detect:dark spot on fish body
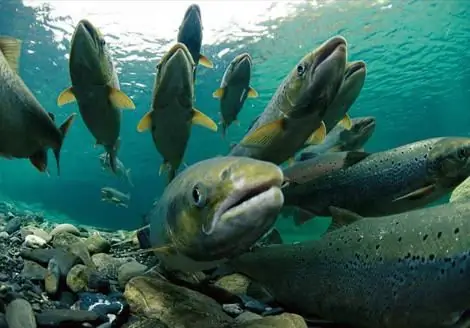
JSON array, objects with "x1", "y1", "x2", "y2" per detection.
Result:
[
  {"x1": 437, "y1": 231, "x2": 442, "y2": 238},
  {"x1": 423, "y1": 234, "x2": 428, "y2": 241}
]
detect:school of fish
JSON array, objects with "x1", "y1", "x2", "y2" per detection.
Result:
[{"x1": 1, "y1": 3, "x2": 470, "y2": 328}]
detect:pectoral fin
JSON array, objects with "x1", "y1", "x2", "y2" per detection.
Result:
[
  {"x1": 192, "y1": 108, "x2": 218, "y2": 132},
  {"x1": 393, "y1": 184, "x2": 436, "y2": 202},
  {"x1": 213, "y1": 87, "x2": 224, "y2": 98},
  {"x1": 0, "y1": 36, "x2": 21, "y2": 72},
  {"x1": 247, "y1": 86, "x2": 259, "y2": 98},
  {"x1": 57, "y1": 87, "x2": 76, "y2": 106},
  {"x1": 293, "y1": 208, "x2": 316, "y2": 226},
  {"x1": 305, "y1": 121, "x2": 327, "y2": 145},
  {"x1": 137, "y1": 111, "x2": 152, "y2": 132},
  {"x1": 29, "y1": 150, "x2": 48, "y2": 173},
  {"x1": 240, "y1": 118, "x2": 286, "y2": 148},
  {"x1": 338, "y1": 114, "x2": 352, "y2": 130},
  {"x1": 199, "y1": 54, "x2": 213, "y2": 68},
  {"x1": 326, "y1": 206, "x2": 364, "y2": 233},
  {"x1": 109, "y1": 87, "x2": 136, "y2": 110}
]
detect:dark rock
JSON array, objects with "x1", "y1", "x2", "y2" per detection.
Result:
[
  {"x1": 20, "y1": 249, "x2": 61, "y2": 266},
  {"x1": 58, "y1": 291, "x2": 77, "y2": 308},
  {"x1": 51, "y1": 232, "x2": 81, "y2": 249},
  {"x1": 123, "y1": 317, "x2": 170, "y2": 328},
  {"x1": 5, "y1": 217, "x2": 22, "y2": 234},
  {"x1": 77, "y1": 292, "x2": 129, "y2": 326},
  {"x1": 5, "y1": 298, "x2": 36, "y2": 328},
  {"x1": 20, "y1": 260, "x2": 47, "y2": 281},
  {"x1": 35, "y1": 309, "x2": 106, "y2": 327},
  {"x1": 53, "y1": 249, "x2": 80, "y2": 277},
  {"x1": 117, "y1": 261, "x2": 147, "y2": 288},
  {"x1": 87, "y1": 271, "x2": 110, "y2": 293},
  {"x1": 0, "y1": 313, "x2": 7, "y2": 328},
  {"x1": 0, "y1": 273, "x2": 9, "y2": 282}
]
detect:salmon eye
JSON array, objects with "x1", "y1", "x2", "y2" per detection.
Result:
[
  {"x1": 192, "y1": 185, "x2": 206, "y2": 208},
  {"x1": 297, "y1": 63, "x2": 306, "y2": 76}
]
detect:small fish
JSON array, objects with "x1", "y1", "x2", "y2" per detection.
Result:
[
  {"x1": 0, "y1": 36, "x2": 76, "y2": 174},
  {"x1": 284, "y1": 137, "x2": 470, "y2": 225},
  {"x1": 213, "y1": 53, "x2": 258, "y2": 137},
  {"x1": 136, "y1": 42, "x2": 217, "y2": 183},
  {"x1": 100, "y1": 186, "x2": 130, "y2": 208},
  {"x1": 98, "y1": 152, "x2": 134, "y2": 187},
  {"x1": 123, "y1": 156, "x2": 284, "y2": 273},
  {"x1": 230, "y1": 36, "x2": 348, "y2": 165},
  {"x1": 320, "y1": 60, "x2": 367, "y2": 133},
  {"x1": 57, "y1": 19, "x2": 135, "y2": 174},
  {"x1": 177, "y1": 3, "x2": 213, "y2": 81},
  {"x1": 230, "y1": 202, "x2": 470, "y2": 328},
  {"x1": 297, "y1": 116, "x2": 376, "y2": 159}
]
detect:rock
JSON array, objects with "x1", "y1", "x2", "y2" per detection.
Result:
[
  {"x1": 85, "y1": 233, "x2": 111, "y2": 254},
  {"x1": 53, "y1": 249, "x2": 81, "y2": 277},
  {"x1": 20, "y1": 248, "x2": 61, "y2": 265},
  {"x1": 235, "y1": 311, "x2": 263, "y2": 323},
  {"x1": 5, "y1": 217, "x2": 21, "y2": 234},
  {"x1": 66, "y1": 264, "x2": 91, "y2": 293},
  {"x1": 51, "y1": 232, "x2": 82, "y2": 249},
  {"x1": 214, "y1": 274, "x2": 251, "y2": 295},
  {"x1": 123, "y1": 317, "x2": 169, "y2": 328},
  {"x1": 45, "y1": 258, "x2": 60, "y2": 296},
  {"x1": 67, "y1": 241, "x2": 95, "y2": 269},
  {"x1": 124, "y1": 276, "x2": 233, "y2": 328},
  {"x1": 118, "y1": 261, "x2": 147, "y2": 288},
  {"x1": 76, "y1": 292, "x2": 129, "y2": 326},
  {"x1": 20, "y1": 226, "x2": 51, "y2": 243},
  {"x1": 23, "y1": 235, "x2": 47, "y2": 248},
  {"x1": 0, "y1": 231, "x2": 8, "y2": 239},
  {"x1": 20, "y1": 260, "x2": 47, "y2": 281},
  {"x1": 223, "y1": 303, "x2": 244, "y2": 316},
  {"x1": 0, "y1": 273, "x2": 8, "y2": 282},
  {"x1": 5, "y1": 298, "x2": 37, "y2": 328},
  {"x1": 50, "y1": 224, "x2": 81, "y2": 237},
  {"x1": 35, "y1": 309, "x2": 106, "y2": 327},
  {"x1": 58, "y1": 291, "x2": 77, "y2": 308},
  {"x1": 87, "y1": 271, "x2": 110, "y2": 293},
  {"x1": 233, "y1": 313, "x2": 308, "y2": 328},
  {"x1": 92, "y1": 253, "x2": 130, "y2": 279}
]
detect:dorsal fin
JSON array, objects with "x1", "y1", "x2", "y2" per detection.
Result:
[
  {"x1": 0, "y1": 37, "x2": 22, "y2": 73},
  {"x1": 325, "y1": 206, "x2": 364, "y2": 234}
]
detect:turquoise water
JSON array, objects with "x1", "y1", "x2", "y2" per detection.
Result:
[{"x1": 0, "y1": 0, "x2": 468, "y2": 235}]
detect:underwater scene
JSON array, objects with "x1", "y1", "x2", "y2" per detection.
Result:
[{"x1": 0, "y1": 0, "x2": 469, "y2": 327}]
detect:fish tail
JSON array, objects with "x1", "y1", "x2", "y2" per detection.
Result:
[{"x1": 53, "y1": 113, "x2": 77, "y2": 176}]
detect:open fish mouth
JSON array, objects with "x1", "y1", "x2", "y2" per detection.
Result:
[
  {"x1": 344, "y1": 61, "x2": 366, "y2": 80},
  {"x1": 361, "y1": 118, "x2": 376, "y2": 131},
  {"x1": 204, "y1": 179, "x2": 283, "y2": 235},
  {"x1": 315, "y1": 36, "x2": 347, "y2": 70}
]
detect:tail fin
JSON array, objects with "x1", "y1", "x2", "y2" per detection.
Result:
[{"x1": 53, "y1": 113, "x2": 77, "y2": 176}]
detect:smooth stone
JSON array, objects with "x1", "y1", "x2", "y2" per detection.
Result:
[
  {"x1": 23, "y1": 235, "x2": 47, "y2": 248},
  {"x1": 67, "y1": 241, "x2": 95, "y2": 269},
  {"x1": 214, "y1": 274, "x2": 251, "y2": 295},
  {"x1": 124, "y1": 276, "x2": 233, "y2": 328},
  {"x1": 66, "y1": 264, "x2": 91, "y2": 293},
  {"x1": 87, "y1": 271, "x2": 110, "y2": 293},
  {"x1": 5, "y1": 298, "x2": 37, "y2": 328},
  {"x1": 35, "y1": 309, "x2": 105, "y2": 327},
  {"x1": 232, "y1": 313, "x2": 308, "y2": 328},
  {"x1": 50, "y1": 224, "x2": 81, "y2": 237},
  {"x1": 123, "y1": 317, "x2": 169, "y2": 328},
  {"x1": 0, "y1": 231, "x2": 8, "y2": 239},
  {"x1": 20, "y1": 226, "x2": 51, "y2": 243},
  {"x1": 53, "y1": 249, "x2": 81, "y2": 277},
  {"x1": 92, "y1": 253, "x2": 130, "y2": 279},
  {"x1": 51, "y1": 232, "x2": 82, "y2": 249},
  {"x1": 0, "y1": 273, "x2": 9, "y2": 281},
  {"x1": 85, "y1": 233, "x2": 111, "y2": 255},
  {"x1": 5, "y1": 217, "x2": 21, "y2": 234},
  {"x1": 118, "y1": 261, "x2": 147, "y2": 288},
  {"x1": 21, "y1": 260, "x2": 47, "y2": 281},
  {"x1": 58, "y1": 291, "x2": 77, "y2": 308},
  {"x1": 20, "y1": 248, "x2": 62, "y2": 265},
  {"x1": 45, "y1": 258, "x2": 60, "y2": 296}
]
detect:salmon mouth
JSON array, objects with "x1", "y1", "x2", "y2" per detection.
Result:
[
  {"x1": 315, "y1": 36, "x2": 347, "y2": 70},
  {"x1": 344, "y1": 61, "x2": 366, "y2": 80}
]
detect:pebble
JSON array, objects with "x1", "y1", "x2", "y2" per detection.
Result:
[
  {"x1": 0, "y1": 231, "x2": 8, "y2": 239},
  {"x1": 117, "y1": 261, "x2": 147, "y2": 288},
  {"x1": 50, "y1": 224, "x2": 81, "y2": 237},
  {"x1": 85, "y1": 233, "x2": 111, "y2": 255},
  {"x1": 20, "y1": 260, "x2": 47, "y2": 281},
  {"x1": 20, "y1": 226, "x2": 52, "y2": 243},
  {"x1": 5, "y1": 217, "x2": 21, "y2": 234},
  {"x1": 23, "y1": 235, "x2": 47, "y2": 248},
  {"x1": 5, "y1": 298, "x2": 37, "y2": 328}
]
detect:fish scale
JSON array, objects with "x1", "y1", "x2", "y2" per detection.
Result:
[{"x1": 230, "y1": 201, "x2": 470, "y2": 328}]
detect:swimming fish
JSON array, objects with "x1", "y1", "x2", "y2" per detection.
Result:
[
  {"x1": 129, "y1": 156, "x2": 284, "y2": 273},
  {"x1": 57, "y1": 19, "x2": 135, "y2": 174},
  {"x1": 230, "y1": 201, "x2": 470, "y2": 328},
  {"x1": 177, "y1": 3, "x2": 213, "y2": 81},
  {"x1": 98, "y1": 152, "x2": 133, "y2": 187},
  {"x1": 284, "y1": 137, "x2": 470, "y2": 225},
  {"x1": 213, "y1": 53, "x2": 258, "y2": 137},
  {"x1": 297, "y1": 116, "x2": 376, "y2": 160},
  {"x1": 100, "y1": 186, "x2": 130, "y2": 208},
  {"x1": 321, "y1": 60, "x2": 367, "y2": 133},
  {"x1": 136, "y1": 42, "x2": 217, "y2": 183},
  {"x1": 0, "y1": 36, "x2": 76, "y2": 174},
  {"x1": 229, "y1": 36, "x2": 347, "y2": 165}
]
